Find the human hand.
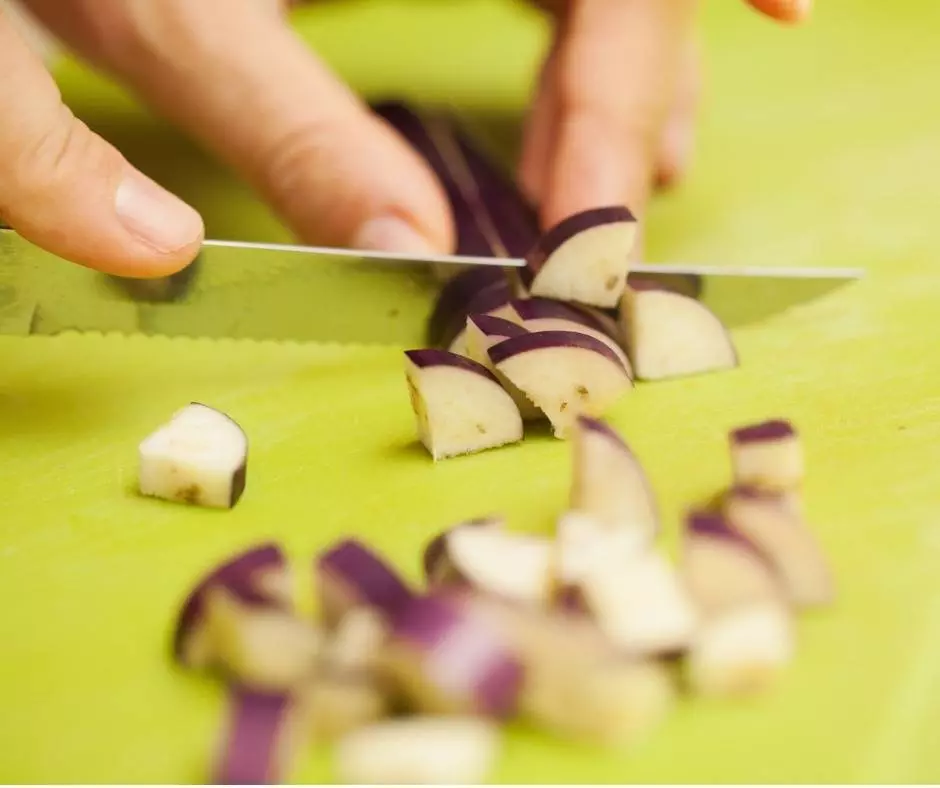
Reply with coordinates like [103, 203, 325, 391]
[520, 0, 812, 253]
[0, 0, 454, 278]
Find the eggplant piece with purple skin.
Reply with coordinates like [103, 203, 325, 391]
[173, 543, 291, 669]
[729, 418, 804, 491]
[723, 485, 833, 607]
[681, 511, 785, 617]
[569, 415, 659, 542]
[212, 688, 301, 785]
[427, 267, 510, 348]
[511, 297, 632, 373]
[423, 522, 554, 605]
[619, 279, 738, 381]
[379, 594, 524, 719]
[445, 287, 522, 355]
[138, 403, 248, 509]
[521, 206, 638, 308]
[488, 330, 632, 439]
[371, 100, 540, 267]
[316, 539, 416, 628]
[404, 349, 524, 459]
[463, 316, 541, 421]
[423, 516, 505, 586]
[461, 594, 675, 746]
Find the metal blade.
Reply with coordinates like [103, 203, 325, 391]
[0, 229, 862, 345]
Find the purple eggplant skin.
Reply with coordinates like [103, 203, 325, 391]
[390, 594, 524, 719]
[173, 543, 287, 664]
[371, 99, 541, 260]
[406, 349, 503, 386]
[511, 297, 610, 335]
[427, 270, 510, 348]
[467, 314, 529, 340]
[730, 419, 797, 445]
[371, 101, 497, 258]
[317, 539, 415, 620]
[212, 688, 291, 785]
[488, 330, 627, 373]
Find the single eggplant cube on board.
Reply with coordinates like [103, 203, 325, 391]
[173, 543, 290, 669]
[315, 539, 415, 629]
[138, 403, 248, 509]
[619, 281, 738, 381]
[211, 688, 302, 785]
[404, 349, 524, 459]
[685, 602, 794, 698]
[423, 523, 554, 605]
[488, 331, 632, 439]
[724, 486, 834, 607]
[681, 511, 785, 618]
[334, 716, 502, 785]
[521, 206, 638, 308]
[379, 595, 524, 719]
[729, 419, 804, 491]
[511, 297, 632, 374]
[569, 416, 658, 543]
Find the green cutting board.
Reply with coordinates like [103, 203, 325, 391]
[2, 0, 939, 783]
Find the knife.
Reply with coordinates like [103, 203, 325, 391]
[0, 228, 863, 346]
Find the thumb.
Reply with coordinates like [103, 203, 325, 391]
[0, 10, 204, 277]
[88, 0, 454, 254]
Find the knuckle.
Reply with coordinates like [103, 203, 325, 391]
[9, 107, 96, 194]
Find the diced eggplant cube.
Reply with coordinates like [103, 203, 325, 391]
[139, 402, 248, 509]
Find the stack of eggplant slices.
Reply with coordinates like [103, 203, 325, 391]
[134, 104, 835, 785]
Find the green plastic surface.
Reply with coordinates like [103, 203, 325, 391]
[1, 0, 939, 783]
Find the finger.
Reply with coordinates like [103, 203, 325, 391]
[745, 0, 813, 23]
[0, 9, 203, 276]
[42, 0, 454, 254]
[518, 31, 564, 207]
[542, 0, 696, 229]
[654, 36, 701, 189]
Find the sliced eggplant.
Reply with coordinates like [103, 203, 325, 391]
[570, 415, 658, 542]
[521, 207, 638, 307]
[405, 349, 524, 459]
[724, 486, 833, 607]
[729, 418, 804, 491]
[488, 331, 632, 439]
[139, 402, 248, 509]
[620, 281, 738, 381]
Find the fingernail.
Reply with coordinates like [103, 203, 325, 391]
[115, 170, 203, 253]
[353, 216, 436, 255]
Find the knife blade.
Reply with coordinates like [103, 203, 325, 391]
[0, 229, 863, 346]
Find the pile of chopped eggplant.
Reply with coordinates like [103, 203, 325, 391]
[388, 103, 738, 460]
[170, 414, 832, 784]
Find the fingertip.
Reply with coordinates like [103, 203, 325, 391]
[746, 0, 813, 23]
